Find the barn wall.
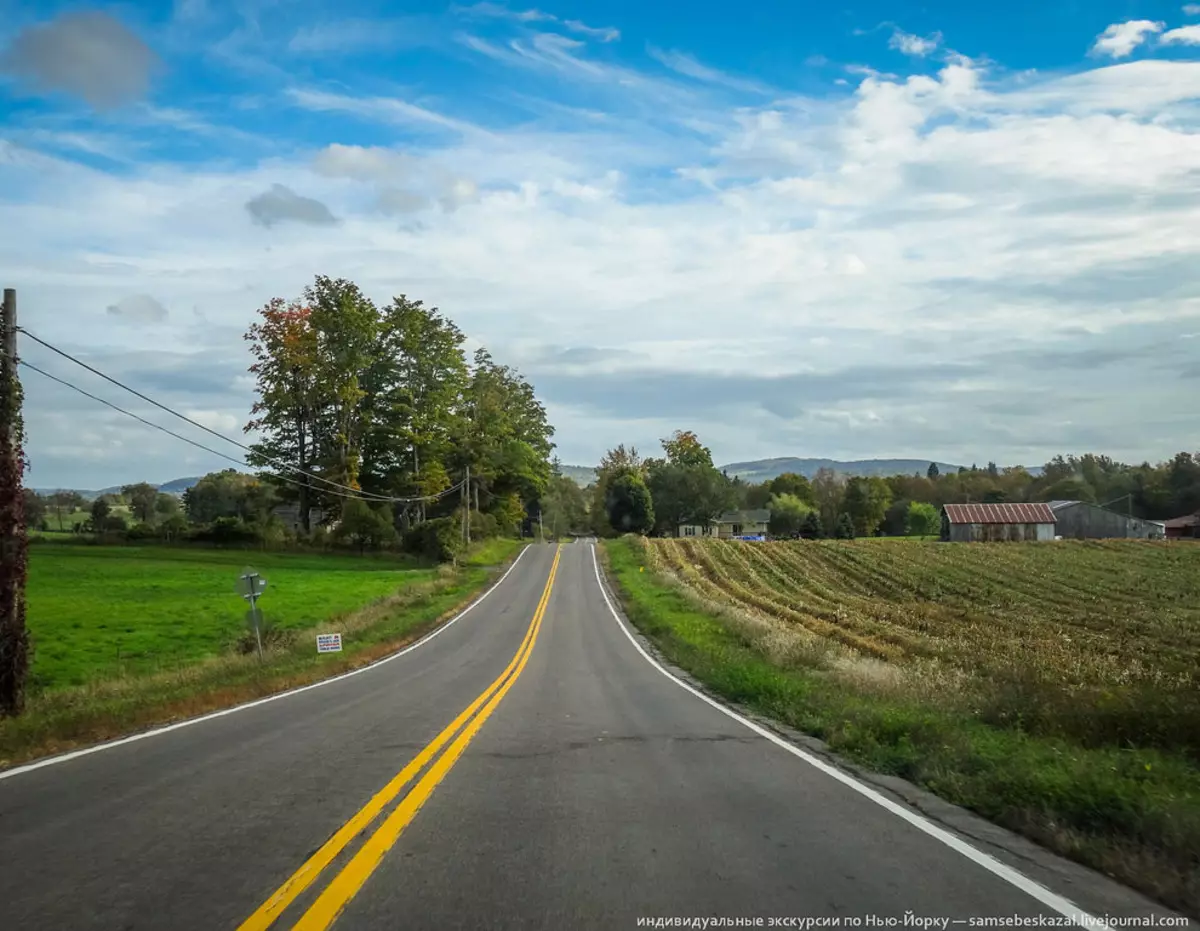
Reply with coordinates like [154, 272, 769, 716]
[1053, 503, 1165, 540]
[947, 522, 1055, 542]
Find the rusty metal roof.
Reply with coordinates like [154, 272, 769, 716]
[1163, 513, 1200, 529]
[943, 502, 1056, 524]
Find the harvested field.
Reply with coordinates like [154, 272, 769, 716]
[607, 537, 1200, 914]
[647, 537, 1200, 755]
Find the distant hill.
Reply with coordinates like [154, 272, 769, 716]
[557, 458, 1044, 486]
[719, 458, 966, 482]
[31, 476, 202, 500]
[558, 464, 598, 487]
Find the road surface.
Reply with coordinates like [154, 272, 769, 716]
[0, 542, 1179, 930]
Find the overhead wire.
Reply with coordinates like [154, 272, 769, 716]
[16, 326, 418, 503]
[18, 358, 465, 505]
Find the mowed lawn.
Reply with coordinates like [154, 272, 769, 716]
[28, 546, 438, 690]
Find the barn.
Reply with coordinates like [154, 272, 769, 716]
[942, 502, 1057, 542]
[1049, 500, 1166, 540]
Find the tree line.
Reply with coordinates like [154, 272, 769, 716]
[29, 276, 558, 560]
[578, 434, 1200, 540]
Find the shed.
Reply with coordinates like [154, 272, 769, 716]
[1163, 512, 1200, 540]
[942, 502, 1056, 542]
[1049, 500, 1165, 540]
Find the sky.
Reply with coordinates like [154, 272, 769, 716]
[2, 0, 1200, 489]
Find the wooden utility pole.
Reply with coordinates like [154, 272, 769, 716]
[464, 464, 471, 546]
[0, 288, 28, 716]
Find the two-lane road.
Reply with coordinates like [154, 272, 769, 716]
[0, 542, 1177, 929]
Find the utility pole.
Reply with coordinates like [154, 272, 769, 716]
[0, 288, 28, 716]
[463, 464, 471, 547]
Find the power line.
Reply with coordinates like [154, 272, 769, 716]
[18, 359, 465, 505]
[16, 327, 403, 502]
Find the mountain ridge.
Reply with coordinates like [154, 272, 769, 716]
[557, 457, 1043, 487]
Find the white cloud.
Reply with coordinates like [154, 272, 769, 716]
[889, 29, 942, 57]
[1090, 20, 1164, 58]
[287, 88, 487, 137]
[287, 17, 436, 54]
[1185, 4, 1200, 15]
[8, 34, 1200, 482]
[647, 47, 770, 94]
[452, 2, 619, 42]
[1161, 25, 1200, 46]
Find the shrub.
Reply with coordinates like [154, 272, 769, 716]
[126, 521, 158, 541]
[402, 516, 464, 563]
[191, 517, 260, 546]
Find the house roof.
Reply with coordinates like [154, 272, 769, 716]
[1163, 513, 1200, 529]
[1047, 500, 1080, 510]
[716, 509, 771, 524]
[943, 502, 1056, 525]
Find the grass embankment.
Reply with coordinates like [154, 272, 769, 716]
[602, 536, 1200, 917]
[0, 540, 524, 768]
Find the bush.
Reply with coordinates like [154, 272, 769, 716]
[468, 509, 499, 540]
[191, 517, 260, 546]
[126, 521, 158, 541]
[402, 516, 464, 563]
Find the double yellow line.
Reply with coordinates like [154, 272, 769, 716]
[239, 546, 562, 931]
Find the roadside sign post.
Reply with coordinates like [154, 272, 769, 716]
[236, 569, 268, 661]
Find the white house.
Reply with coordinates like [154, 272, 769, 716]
[678, 509, 771, 540]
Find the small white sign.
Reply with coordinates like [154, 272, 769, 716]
[316, 633, 343, 654]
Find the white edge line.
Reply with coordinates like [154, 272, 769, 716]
[588, 544, 1109, 930]
[0, 545, 532, 783]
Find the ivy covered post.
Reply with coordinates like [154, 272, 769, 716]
[0, 288, 28, 716]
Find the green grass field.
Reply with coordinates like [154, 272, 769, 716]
[27, 546, 438, 690]
[4, 539, 525, 767]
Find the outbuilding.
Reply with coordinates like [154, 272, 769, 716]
[941, 502, 1056, 542]
[1048, 500, 1166, 540]
[1163, 512, 1200, 540]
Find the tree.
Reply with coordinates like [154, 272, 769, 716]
[122, 483, 158, 523]
[800, 511, 824, 539]
[927, 462, 940, 480]
[905, 501, 940, 537]
[89, 496, 111, 528]
[245, 297, 321, 531]
[767, 493, 813, 538]
[605, 473, 654, 535]
[47, 490, 84, 531]
[646, 431, 733, 536]
[834, 513, 856, 539]
[541, 471, 588, 538]
[361, 295, 469, 522]
[183, 470, 270, 524]
[154, 493, 180, 521]
[842, 476, 892, 536]
[768, 472, 814, 504]
[660, 430, 712, 468]
[334, 498, 395, 554]
[21, 490, 46, 530]
[811, 468, 845, 530]
[591, 444, 645, 536]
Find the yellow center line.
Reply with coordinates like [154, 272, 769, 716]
[237, 546, 561, 931]
[290, 547, 562, 931]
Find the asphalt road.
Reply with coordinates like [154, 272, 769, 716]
[0, 541, 1181, 930]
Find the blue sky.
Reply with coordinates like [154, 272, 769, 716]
[2, 1, 1200, 488]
